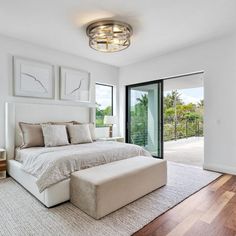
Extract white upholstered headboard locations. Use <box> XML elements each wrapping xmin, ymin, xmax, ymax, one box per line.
<box><xmin>5</xmin><ymin>102</ymin><xmax>95</xmax><ymax>160</ymax></box>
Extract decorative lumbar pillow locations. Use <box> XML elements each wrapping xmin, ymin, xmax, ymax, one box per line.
<box><xmin>73</xmin><ymin>121</ymin><xmax>96</xmax><ymax>141</ymax></box>
<box><xmin>68</xmin><ymin>124</ymin><xmax>93</xmax><ymax>144</ymax></box>
<box><xmin>41</xmin><ymin>125</ymin><xmax>69</xmax><ymax>147</ymax></box>
<box><xmin>19</xmin><ymin>122</ymin><xmax>44</xmax><ymax>148</ymax></box>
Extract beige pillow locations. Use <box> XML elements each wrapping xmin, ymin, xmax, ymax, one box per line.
<box><xmin>19</xmin><ymin>122</ymin><xmax>44</xmax><ymax>148</ymax></box>
<box><xmin>41</xmin><ymin>125</ymin><xmax>69</xmax><ymax>147</ymax></box>
<box><xmin>49</xmin><ymin>121</ymin><xmax>73</xmax><ymax>127</ymax></box>
<box><xmin>73</xmin><ymin>121</ymin><xmax>96</xmax><ymax>140</ymax></box>
<box><xmin>68</xmin><ymin>124</ymin><xmax>93</xmax><ymax>144</ymax></box>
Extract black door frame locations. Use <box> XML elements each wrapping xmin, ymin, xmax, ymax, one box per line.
<box><xmin>125</xmin><ymin>79</ymin><xmax>164</xmax><ymax>159</ymax></box>
<box><xmin>125</xmin><ymin>71</ymin><xmax>204</xmax><ymax>159</ymax></box>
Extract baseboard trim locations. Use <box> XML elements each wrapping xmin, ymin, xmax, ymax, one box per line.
<box><xmin>203</xmin><ymin>163</ymin><xmax>236</xmax><ymax>175</ymax></box>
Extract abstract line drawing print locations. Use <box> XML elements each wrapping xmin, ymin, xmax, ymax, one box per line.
<box><xmin>60</xmin><ymin>66</ymin><xmax>90</xmax><ymax>102</ymax></box>
<box><xmin>68</xmin><ymin>78</ymin><xmax>85</xmax><ymax>95</ymax></box>
<box><xmin>13</xmin><ymin>56</ymin><xmax>54</xmax><ymax>99</ymax></box>
<box><xmin>21</xmin><ymin>72</ymin><xmax>48</xmax><ymax>93</ymax></box>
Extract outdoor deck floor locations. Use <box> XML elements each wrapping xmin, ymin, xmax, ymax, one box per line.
<box><xmin>164</xmin><ymin>137</ymin><xmax>204</xmax><ymax>167</ymax></box>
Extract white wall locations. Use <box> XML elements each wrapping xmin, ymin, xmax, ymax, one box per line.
<box><xmin>1</xmin><ymin>32</ymin><xmax>236</xmax><ymax>175</ymax></box>
<box><xmin>119</xmin><ymin>33</ymin><xmax>236</xmax><ymax>175</ymax></box>
<box><xmin>0</xmin><ymin>34</ymin><xmax>119</xmax><ymax>147</ymax></box>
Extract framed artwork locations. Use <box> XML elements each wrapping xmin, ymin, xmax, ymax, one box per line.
<box><xmin>13</xmin><ymin>56</ymin><xmax>54</xmax><ymax>99</ymax></box>
<box><xmin>60</xmin><ymin>66</ymin><xmax>91</xmax><ymax>102</ymax></box>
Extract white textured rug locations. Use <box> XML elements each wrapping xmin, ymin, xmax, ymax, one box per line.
<box><xmin>0</xmin><ymin>162</ymin><xmax>221</xmax><ymax>236</ymax></box>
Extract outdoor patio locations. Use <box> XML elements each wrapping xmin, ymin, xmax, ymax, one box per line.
<box><xmin>164</xmin><ymin>137</ymin><xmax>204</xmax><ymax>166</ymax></box>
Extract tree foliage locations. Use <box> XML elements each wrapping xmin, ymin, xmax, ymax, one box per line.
<box><xmin>130</xmin><ymin>90</ymin><xmax>204</xmax><ymax>146</ymax></box>
<box><xmin>163</xmin><ymin>90</ymin><xmax>203</xmax><ymax>140</ymax></box>
<box><xmin>96</xmin><ymin>103</ymin><xmax>112</xmax><ymax>127</ymax></box>
<box><xmin>96</xmin><ymin>89</ymin><xmax>204</xmax><ymax>145</ymax></box>
<box><xmin>130</xmin><ymin>93</ymin><xmax>148</xmax><ymax>145</ymax></box>
<box><xmin>164</xmin><ymin>90</ymin><xmax>183</xmax><ymax>109</ymax></box>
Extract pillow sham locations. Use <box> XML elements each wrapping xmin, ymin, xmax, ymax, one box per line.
<box><xmin>49</xmin><ymin>121</ymin><xmax>73</xmax><ymax>127</ymax></box>
<box><xmin>73</xmin><ymin>121</ymin><xmax>96</xmax><ymax>140</ymax></box>
<box><xmin>19</xmin><ymin>122</ymin><xmax>44</xmax><ymax>148</ymax></box>
<box><xmin>41</xmin><ymin>125</ymin><xmax>69</xmax><ymax>147</ymax></box>
<box><xmin>68</xmin><ymin>124</ymin><xmax>93</xmax><ymax>144</ymax></box>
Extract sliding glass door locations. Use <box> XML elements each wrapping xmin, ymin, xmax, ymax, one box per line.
<box><xmin>126</xmin><ymin>81</ymin><xmax>163</xmax><ymax>158</ymax></box>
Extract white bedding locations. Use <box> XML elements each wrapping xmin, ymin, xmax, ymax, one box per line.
<box><xmin>16</xmin><ymin>141</ymin><xmax>151</xmax><ymax>192</ymax></box>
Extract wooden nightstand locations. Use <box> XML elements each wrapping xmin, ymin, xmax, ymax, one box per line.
<box><xmin>98</xmin><ymin>137</ymin><xmax>125</xmax><ymax>143</ymax></box>
<box><xmin>0</xmin><ymin>149</ymin><xmax>6</xmax><ymax>179</ymax></box>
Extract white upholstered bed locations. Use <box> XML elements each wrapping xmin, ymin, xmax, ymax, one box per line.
<box><xmin>5</xmin><ymin>102</ymin><xmax>150</xmax><ymax>207</ymax></box>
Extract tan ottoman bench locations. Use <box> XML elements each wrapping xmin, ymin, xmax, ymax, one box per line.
<box><xmin>70</xmin><ymin>156</ymin><xmax>167</xmax><ymax>219</ymax></box>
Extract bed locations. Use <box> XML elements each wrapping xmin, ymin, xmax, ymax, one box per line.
<box><xmin>5</xmin><ymin>102</ymin><xmax>151</xmax><ymax>207</ymax></box>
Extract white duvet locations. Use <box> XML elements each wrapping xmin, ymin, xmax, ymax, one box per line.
<box><xmin>16</xmin><ymin>141</ymin><xmax>151</xmax><ymax>192</ymax></box>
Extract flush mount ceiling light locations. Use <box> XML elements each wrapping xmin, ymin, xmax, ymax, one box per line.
<box><xmin>86</xmin><ymin>20</ymin><xmax>133</xmax><ymax>53</ymax></box>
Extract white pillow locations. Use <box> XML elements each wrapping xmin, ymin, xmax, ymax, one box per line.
<box><xmin>41</xmin><ymin>125</ymin><xmax>69</xmax><ymax>147</ymax></box>
<box><xmin>68</xmin><ymin>124</ymin><xmax>93</xmax><ymax>144</ymax></box>
<box><xmin>73</xmin><ymin>121</ymin><xmax>96</xmax><ymax>141</ymax></box>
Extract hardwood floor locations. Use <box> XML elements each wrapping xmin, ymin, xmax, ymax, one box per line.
<box><xmin>133</xmin><ymin>174</ymin><xmax>236</xmax><ymax>236</ymax></box>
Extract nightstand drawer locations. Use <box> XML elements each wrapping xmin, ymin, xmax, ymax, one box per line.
<box><xmin>0</xmin><ymin>149</ymin><xmax>7</xmax><ymax>179</ymax></box>
<box><xmin>0</xmin><ymin>160</ymin><xmax>6</xmax><ymax>171</ymax></box>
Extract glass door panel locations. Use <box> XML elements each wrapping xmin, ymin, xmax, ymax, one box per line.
<box><xmin>126</xmin><ymin>81</ymin><xmax>163</xmax><ymax>158</ymax></box>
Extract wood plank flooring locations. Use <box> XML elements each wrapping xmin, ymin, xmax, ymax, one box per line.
<box><xmin>133</xmin><ymin>174</ymin><xmax>236</xmax><ymax>236</ymax></box>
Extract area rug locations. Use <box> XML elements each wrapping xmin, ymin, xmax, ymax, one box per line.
<box><xmin>0</xmin><ymin>162</ymin><xmax>221</xmax><ymax>236</ymax></box>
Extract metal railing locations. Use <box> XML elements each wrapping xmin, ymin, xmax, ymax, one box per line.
<box><xmin>130</xmin><ymin>120</ymin><xmax>203</xmax><ymax>146</ymax></box>
<box><xmin>164</xmin><ymin>120</ymin><xmax>203</xmax><ymax>141</ymax></box>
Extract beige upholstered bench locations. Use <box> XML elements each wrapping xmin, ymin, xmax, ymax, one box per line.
<box><xmin>70</xmin><ymin>156</ymin><xmax>167</xmax><ymax>219</ymax></box>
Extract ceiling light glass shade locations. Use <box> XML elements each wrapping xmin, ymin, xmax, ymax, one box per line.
<box><xmin>86</xmin><ymin>20</ymin><xmax>133</xmax><ymax>53</ymax></box>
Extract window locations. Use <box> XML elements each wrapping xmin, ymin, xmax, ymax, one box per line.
<box><xmin>96</xmin><ymin>83</ymin><xmax>113</xmax><ymax>127</ymax></box>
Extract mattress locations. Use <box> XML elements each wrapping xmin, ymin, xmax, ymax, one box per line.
<box><xmin>15</xmin><ymin>141</ymin><xmax>151</xmax><ymax>192</ymax></box>
<box><xmin>8</xmin><ymin>159</ymin><xmax>70</xmax><ymax>207</ymax></box>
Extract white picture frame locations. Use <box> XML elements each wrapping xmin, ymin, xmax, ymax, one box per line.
<box><xmin>13</xmin><ymin>56</ymin><xmax>55</xmax><ymax>99</ymax></box>
<box><xmin>59</xmin><ymin>66</ymin><xmax>91</xmax><ymax>102</ymax></box>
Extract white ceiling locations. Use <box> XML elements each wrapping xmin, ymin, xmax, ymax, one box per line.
<box><xmin>0</xmin><ymin>0</ymin><xmax>236</xmax><ymax>67</ymax></box>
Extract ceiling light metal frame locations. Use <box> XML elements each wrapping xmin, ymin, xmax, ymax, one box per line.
<box><xmin>86</xmin><ymin>20</ymin><xmax>133</xmax><ymax>53</ymax></box>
